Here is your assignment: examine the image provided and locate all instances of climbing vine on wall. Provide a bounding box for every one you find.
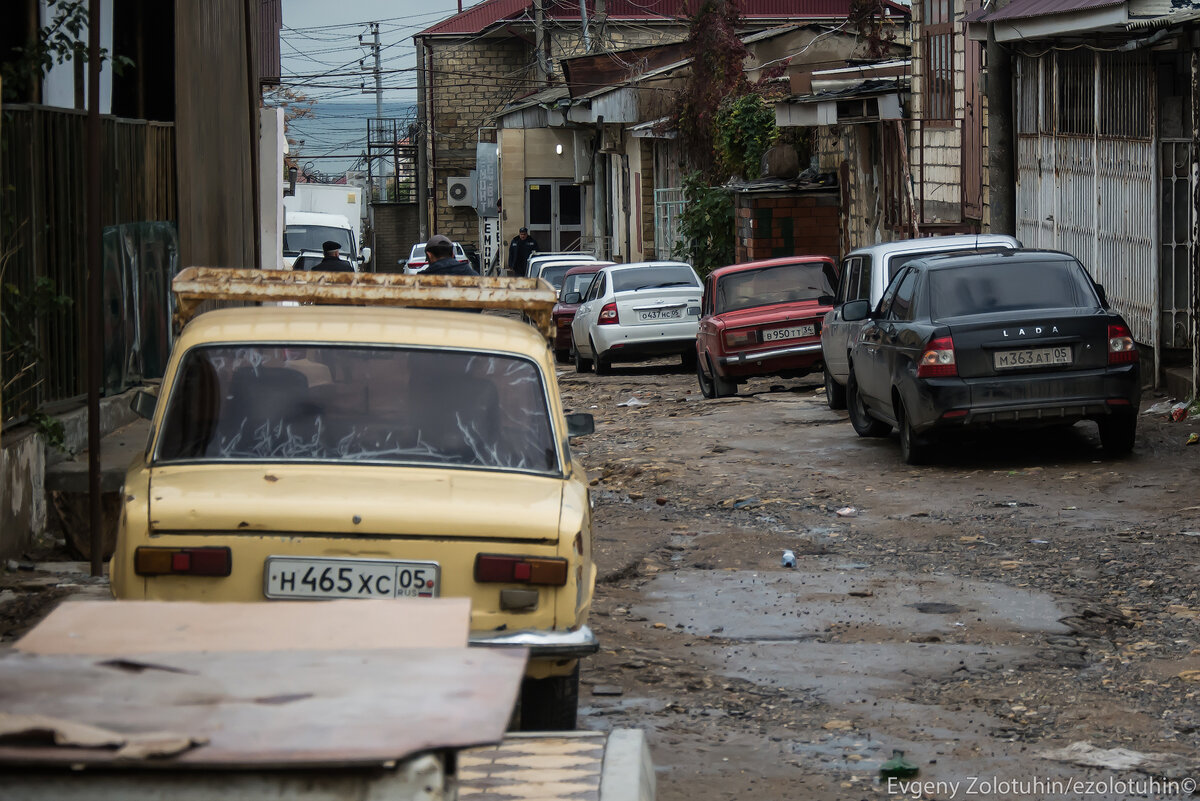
[713,93,779,181]
[676,171,734,278]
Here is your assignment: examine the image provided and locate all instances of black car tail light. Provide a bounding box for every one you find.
[917,336,957,378]
[1107,324,1137,364]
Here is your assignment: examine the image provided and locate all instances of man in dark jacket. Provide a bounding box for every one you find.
[312,240,354,272]
[507,227,538,277]
[423,234,478,276]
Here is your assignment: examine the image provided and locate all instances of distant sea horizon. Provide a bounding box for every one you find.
[286,99,418,178]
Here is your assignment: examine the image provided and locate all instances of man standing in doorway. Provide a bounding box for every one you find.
[507,226,539,277]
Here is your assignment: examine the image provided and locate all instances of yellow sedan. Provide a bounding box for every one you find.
[111,304,597,730]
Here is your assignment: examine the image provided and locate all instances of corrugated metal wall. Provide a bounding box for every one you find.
[1,106,176,421]
[1014,52,1157,348]
[174,0,258,269]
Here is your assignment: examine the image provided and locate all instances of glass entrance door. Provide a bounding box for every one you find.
[525,180,584,252]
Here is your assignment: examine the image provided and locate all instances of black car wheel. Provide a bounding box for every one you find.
[824,366,847,410]
[847,371,890,437]
[593,340,612,375]
[696,353,716,398]
[898,400,933,465]
[1098,411,1137,456]
[573,342,592,373]
[519,664,579,731]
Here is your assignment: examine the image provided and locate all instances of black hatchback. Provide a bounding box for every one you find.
[842,250,1141,464]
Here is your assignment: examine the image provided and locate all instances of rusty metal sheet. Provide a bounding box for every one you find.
[0,647,526,769]
[172,268,558,343]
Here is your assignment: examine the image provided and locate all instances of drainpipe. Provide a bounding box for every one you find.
[86,0,102,577]
[593,118,606,257]
[416,36,429,239]
[1192,45,1200,395]
[987,22,1015,236]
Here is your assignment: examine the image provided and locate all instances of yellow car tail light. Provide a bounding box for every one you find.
[475,554,568,586]
[134,547,232,577]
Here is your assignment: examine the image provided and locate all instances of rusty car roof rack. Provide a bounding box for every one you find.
[171,267,559,342]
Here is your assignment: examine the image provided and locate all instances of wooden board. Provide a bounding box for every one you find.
[0,647,526,769]
[16,599,471,655]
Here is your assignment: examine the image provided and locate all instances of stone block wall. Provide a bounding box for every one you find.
[427,37,530,245]
[370,203,421,273]
[734,191,841,264]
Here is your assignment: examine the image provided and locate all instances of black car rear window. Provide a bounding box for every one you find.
[930,259,1098,319]
[611,265,697,293]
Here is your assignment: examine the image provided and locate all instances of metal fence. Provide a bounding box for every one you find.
[2,105,176,423]
[653,188,685,260]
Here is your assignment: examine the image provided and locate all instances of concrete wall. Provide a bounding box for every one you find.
[734,191,841,264]
[1,390,140,559]
[371,203,421,274]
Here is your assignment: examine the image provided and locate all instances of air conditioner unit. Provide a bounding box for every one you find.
[447,176,476,207]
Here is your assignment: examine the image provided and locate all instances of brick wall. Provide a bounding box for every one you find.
[639,139,655,260]
[734,191,841,263]
[427,37,531,244]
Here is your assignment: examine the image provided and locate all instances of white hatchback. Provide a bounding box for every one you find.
[570,261,702,375]
[402,241,469,274]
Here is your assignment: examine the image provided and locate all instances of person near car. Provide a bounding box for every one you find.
[423,234,478,276]
[508,226,539,277]
[311,240,353,272]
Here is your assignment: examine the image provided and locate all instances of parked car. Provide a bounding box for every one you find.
[570,261,702,375]
[695,257,837,398]
[111,292,598,730]
[402,241,470,274]
[533,257,605,293]
[552,262,612,364]
[822,234,1020,409]
[842,249,1140,464]
[526,252,596,283]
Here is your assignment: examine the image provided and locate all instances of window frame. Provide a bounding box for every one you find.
[922,0,955,125]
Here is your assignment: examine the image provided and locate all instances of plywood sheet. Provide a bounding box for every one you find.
[16,599,471,655]
[0,647,526,768]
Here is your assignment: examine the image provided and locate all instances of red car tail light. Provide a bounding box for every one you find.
[135,547,232,577]
[917,336,957,378]
[724,330,756,348]
[475,554,568,586]
[598,302,619,325]
[1107,324,1137,364]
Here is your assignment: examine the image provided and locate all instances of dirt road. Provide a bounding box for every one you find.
[564,360,1200,800]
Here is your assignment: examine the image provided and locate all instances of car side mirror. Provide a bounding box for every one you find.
[361,246,372,263]
[131,389,158,420]
[1094,282,1109,307]
[563,292,581,304]
[566,412,595,438]
[842,299,873,322]
[818,294,835,306]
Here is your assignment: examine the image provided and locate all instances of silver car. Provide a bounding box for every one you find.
[820,234,1020,409]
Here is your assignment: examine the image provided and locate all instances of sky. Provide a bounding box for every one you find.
[280,0,472,106]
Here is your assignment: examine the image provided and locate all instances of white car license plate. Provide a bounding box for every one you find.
[638,308,683,321]
[264,556,440,600]
[762,324,815,342]
[993,346,1072,369]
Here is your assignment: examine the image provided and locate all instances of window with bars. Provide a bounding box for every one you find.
[922,0,954,122]
[1016,51,1152,140]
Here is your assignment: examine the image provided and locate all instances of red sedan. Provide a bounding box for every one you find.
[695,256,837,398]
[551,262,607,363]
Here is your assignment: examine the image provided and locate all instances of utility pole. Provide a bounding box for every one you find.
[416,36,429,238]
[581,0,591,53]
[534,0,548,83]
[360,23,386,197]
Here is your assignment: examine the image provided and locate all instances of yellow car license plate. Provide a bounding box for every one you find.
[264,556,440,600]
